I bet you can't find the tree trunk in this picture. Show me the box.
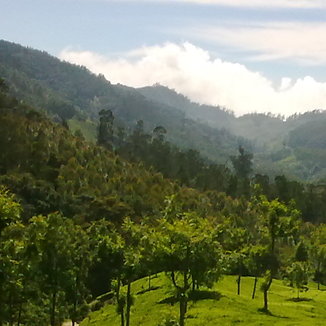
[179,298,185,326]
[9,290,13,326]
[120,309,125,326]
[117,275,121,302]
[252,277,258,299]
[72,276,78,326]
[184,270,188,314]
[50,290,57,326]
[148,275,151,290]
[263,289,268,311]
[192,275,195,292]
[17,302,23,326]
[125,280,131,326]
[237,275,241,295]
[263,277,272,311]
[179,293,187,326]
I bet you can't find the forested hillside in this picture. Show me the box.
[2,40,326,326]
[0,40,243,164]
[139,84,326,181]
[3,39,326,181]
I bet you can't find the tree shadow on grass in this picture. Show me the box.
[137,286,161,295]
[158,296,178,305]
[189,290,223,302]
[286,297,313,302]
[158,290,222,305]
[257,308,289,319]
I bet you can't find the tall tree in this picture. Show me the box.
[97,109,114,149]
[230,146,253,197]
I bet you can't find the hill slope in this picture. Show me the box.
[3,39,326,181]
[139,85,326,181]
[81,274,326,326]
[0,40,243,163]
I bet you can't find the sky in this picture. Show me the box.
[2,0,326,116]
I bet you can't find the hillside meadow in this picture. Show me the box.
[81,274,326,326]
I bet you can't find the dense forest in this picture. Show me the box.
[1,41,326,326]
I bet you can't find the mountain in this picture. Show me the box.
[2,39,326,181]
[138,84,326,181]
[138,84,235,131]
[0,40,244,163]
[2,41,326,326]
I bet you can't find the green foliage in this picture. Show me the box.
[286,262,310,298]
[295,241,309,262]
[0,185,21,232]
[3,39,326,326]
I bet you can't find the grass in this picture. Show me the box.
[80,274,326,326]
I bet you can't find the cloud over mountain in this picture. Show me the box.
[60,42,326,116]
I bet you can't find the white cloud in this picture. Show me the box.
[186,22,326,65]
[59,42,326,117]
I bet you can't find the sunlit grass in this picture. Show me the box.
[81,274,326,326]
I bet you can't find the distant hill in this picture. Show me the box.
[2,39,326,181]
[0,40,244,163]
[138,84,326,181]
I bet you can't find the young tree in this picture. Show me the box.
[155,212,222,326]
[247,245,274,299]
[311,225,326,289]
[286,262,309,299]
[254,196,301,311]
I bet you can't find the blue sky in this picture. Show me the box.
[2,0,326,116]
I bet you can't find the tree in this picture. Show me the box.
[67,225,92,326]
[230,146,253,197]
[310,225,326,290]
[286,262,309,299]
[0,186,22,234]
[155,212,222,326]
[97,109,114,149]
[29,213,76,326]
[0,187,22,326]
[120,217,143,326]
[152,125,167,142]
[247,245,274,299]
[254,196,301,311]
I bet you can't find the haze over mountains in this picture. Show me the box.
[2,39,326,181]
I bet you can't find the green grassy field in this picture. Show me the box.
[81,274,326,326]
